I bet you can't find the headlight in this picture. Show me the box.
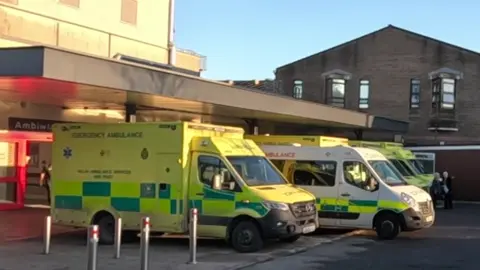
[400,192,418,210]
[263,201,289,211]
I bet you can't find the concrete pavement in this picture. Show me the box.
[0,231,348,270]
[243,203,480,270]
[0,207,79,243]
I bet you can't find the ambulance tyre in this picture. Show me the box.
[231,221,263,253]
[374,213,400,240]
[94,211,115,245]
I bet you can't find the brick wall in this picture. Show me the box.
[275,26,480,145]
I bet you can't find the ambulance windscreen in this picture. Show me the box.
[368,160,407,186]
[227,156,287,186]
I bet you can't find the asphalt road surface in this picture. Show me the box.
[245,203,480,270]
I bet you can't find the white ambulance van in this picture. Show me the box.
[259,144,435,240]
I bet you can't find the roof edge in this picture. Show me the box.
[276,24,480,72]
[275,25,392,71]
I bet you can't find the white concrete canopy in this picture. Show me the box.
[0,46,408,132]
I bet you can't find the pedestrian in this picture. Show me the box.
[430,172,442,208]
[443,171,454,209]
[40,160,52,205]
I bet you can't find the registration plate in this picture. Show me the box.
[425,215,433,222]
[302,224,316,234]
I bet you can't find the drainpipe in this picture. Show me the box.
[168,0,176,66]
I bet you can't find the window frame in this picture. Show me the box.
[121,0,138,25]
[327,78,346,108]
[292,160,337,187]
[441,78,456,110]
[197,155,241,192]
[342,160,378,192]
[358,79,370,109]
[410,79,421,109]
[293,79,303,99]
[431,77,456,110]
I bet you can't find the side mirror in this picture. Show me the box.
[212,174,223,190]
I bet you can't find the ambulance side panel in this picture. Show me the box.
[52,123,186,233]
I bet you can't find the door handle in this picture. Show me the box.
[196,193,204,196]
[340,193,350,197]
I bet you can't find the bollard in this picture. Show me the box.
[86,225,99,270]
[188,208,198,264]
[114,217,122,259]
[140,217,150,270]
[43,215,51,255]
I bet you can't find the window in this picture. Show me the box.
[409,159,426,174]
[0,142,17,178]
[121,0,138,25]
[401,159,420,175]
[270,160,285,171]
[343,161,377,191]
[414,159,435,175]
[292,160,337,187]
[368,160,406,186]
[227,156,286,186]
[293,80,303,99]
[59,0,79,7]
[432,78,455,110]
[327,79,345,107]
[359,80,369,109]
[410,79,420,108]
[389,159,414,177]
[441,78,455,109]
[197,155,228,186]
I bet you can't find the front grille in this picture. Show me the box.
[296,219,316,226]
[419,201,432,215]
[290,200,316,218]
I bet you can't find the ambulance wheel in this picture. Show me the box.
[375,213,400,240]
[96,213,115,245]
[279,235,301,243]
[231,221,263,253]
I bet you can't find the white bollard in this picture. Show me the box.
[140,217,150,270]
[188,208,198,264]
[114,217,122,259]
[43,215,52,255]
[86,225,99,270]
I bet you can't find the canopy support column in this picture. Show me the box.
[245,119,259,135]
[125,103,137,123]
[354,129,363,140]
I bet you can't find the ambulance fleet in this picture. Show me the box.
[50,122,435,253]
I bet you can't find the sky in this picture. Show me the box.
[174,0,477,80]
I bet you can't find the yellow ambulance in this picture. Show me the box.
[247,135,434,240]
[51,122,318,252]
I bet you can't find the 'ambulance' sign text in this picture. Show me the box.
[265,152,296,158]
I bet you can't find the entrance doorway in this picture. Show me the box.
[25,141,52,205]
[0,130,52,210]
